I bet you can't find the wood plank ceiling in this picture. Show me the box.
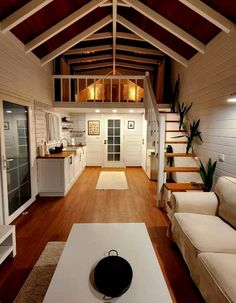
[0,0,235,74]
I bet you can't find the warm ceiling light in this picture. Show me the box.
[129,110,134,113]
[227,93,236,103]
[95,109,100,113]
[112,109,117,113]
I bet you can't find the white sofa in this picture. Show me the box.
[170,176,236,303]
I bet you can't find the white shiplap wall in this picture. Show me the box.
[0,32,53,223]
[173,25,236,181]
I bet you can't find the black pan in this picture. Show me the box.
[94,250,133,299]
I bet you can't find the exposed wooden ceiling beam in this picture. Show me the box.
[100,0,130,7]
[117,15,188,67]
[67,54,113,64]
[123,0,205,53]
[116,31,143,41]
[116,61,154,71]
[113,0,117,74]
[41,15,112,66]
[116,44,164,56]
[116,67,145,75]
[0,0,53,33]
[73,62,113,71]
[178,0,233,33]
[73,60,154,71]
[85,32,113,41]
[116,54,160,64]
[64,44,113,55]
[25,0,108,53]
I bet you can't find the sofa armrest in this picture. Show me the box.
[170,192,218,217]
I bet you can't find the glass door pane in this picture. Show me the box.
[107,119,121,162]
[3,101,31,216]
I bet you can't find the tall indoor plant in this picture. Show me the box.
[199,158,217,192]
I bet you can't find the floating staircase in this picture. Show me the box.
[158,108,204,218]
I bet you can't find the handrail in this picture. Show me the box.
[145,73,166,208]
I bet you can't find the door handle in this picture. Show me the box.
[2,156,7,169]
[104,140,107,144]
[6,158,14,162]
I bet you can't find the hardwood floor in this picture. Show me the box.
[0,167,204,303]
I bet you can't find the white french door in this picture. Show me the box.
[0,99,33,224]
[103,116,124,168]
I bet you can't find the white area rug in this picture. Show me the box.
[14,242,65,303]
[96,171,129,190]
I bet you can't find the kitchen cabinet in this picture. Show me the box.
[37,147,86,197]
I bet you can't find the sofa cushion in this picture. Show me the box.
[215,176,236,229]
[174,213,236,253]
[198,253,236,303]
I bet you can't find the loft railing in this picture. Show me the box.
[53,75,145,104]
[145,74,166,208]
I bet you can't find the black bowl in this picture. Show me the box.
[94,250,133,298]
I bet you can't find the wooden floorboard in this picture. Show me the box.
[0,167,204,303]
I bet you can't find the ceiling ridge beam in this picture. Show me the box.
[178,0,233,33]
[116,54,159,64]
[25,0,107,53]
[0,0,53,33]
[68,54,113,64]
[85,32,112,41]
[113,0,117,74]
[116,44,164,56]
[41,15,112,66]
[100,0,130,7]
[64,44,113,55]
[117,15,188,67]
[122,0,205,53]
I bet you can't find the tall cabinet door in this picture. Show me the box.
[0,100,32,224]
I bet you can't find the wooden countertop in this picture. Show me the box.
[37,151,74,159]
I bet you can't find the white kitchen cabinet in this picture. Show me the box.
[37,147,86,197]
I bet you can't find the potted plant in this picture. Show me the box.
[171,74,180,113]
[199,158,217,192]
[177,101,192,130]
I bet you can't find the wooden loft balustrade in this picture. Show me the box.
[53,75,145,104]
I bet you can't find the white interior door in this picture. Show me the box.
[103,117,124,168]
[0,100,33,224]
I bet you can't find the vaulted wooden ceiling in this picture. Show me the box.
[0,0,235,74]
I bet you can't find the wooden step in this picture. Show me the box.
[166,120,179,123]
[165,153,196,158]
[164,166,200,173]
[165,130,186,133]
[165,141,187,144]
[164,182,204,191]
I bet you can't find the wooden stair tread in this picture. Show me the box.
[165,130,186,133]
[165,141,187,144]
[164,166,199,172]
[164,183,204,191]
[166,120,179,123]
[165,153,196,157]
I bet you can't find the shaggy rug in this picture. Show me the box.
[96,171,129,190]
[14,242,65,303]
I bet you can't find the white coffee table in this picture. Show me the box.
[43,223,173,302]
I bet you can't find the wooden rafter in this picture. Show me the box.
[100,0,130,7]
[0,0,53,33]
[117,15,188,67]
[116,44,164,56]
[64,44,113,55]
[116,32,143,41]
[85,31,144,42]
[123,0,205,53]
[67,54,113,64]
[116,54,160,64]
[73,62,113,71]
[178,0,233,33]
[85,32,113,41]
[25,0,108,53]
[41,15,113,66]
[116,61,154,71]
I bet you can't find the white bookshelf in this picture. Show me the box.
[0,225,16,265]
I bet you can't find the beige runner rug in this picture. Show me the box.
[14,242,65,303]
[96,171,129,190]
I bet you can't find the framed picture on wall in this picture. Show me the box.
[88,120,100,135]
[127,120,135,129]
[4,121,9,130]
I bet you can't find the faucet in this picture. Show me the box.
[60,138,70,147]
